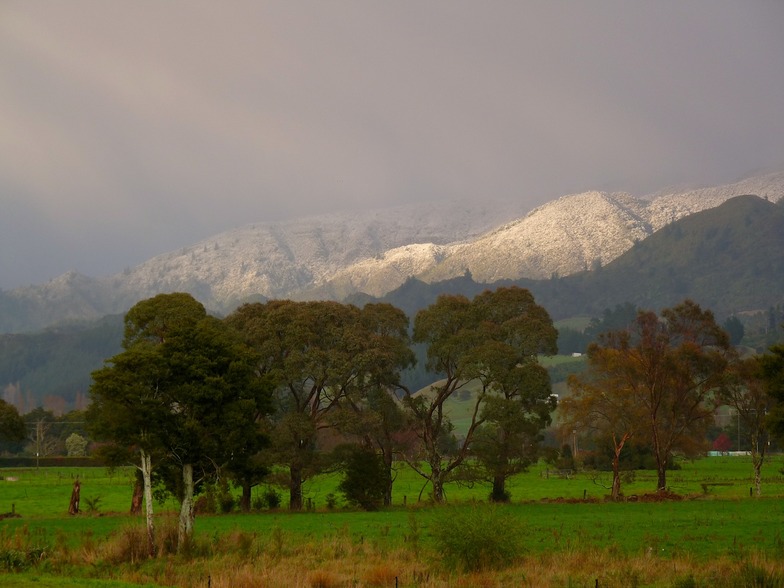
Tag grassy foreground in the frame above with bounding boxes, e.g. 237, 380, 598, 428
1, 456, 783, 587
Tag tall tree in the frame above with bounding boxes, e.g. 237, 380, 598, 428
473, 363, 555, 501
89, 293, 269, 552
155, 313, 270, 545
330, 302, 415, 506
566, 300, 732, 493
722, 355, 776, 496
405, 286, 557, 503
227, 300, 413, 510
760, 345, 784, 444
470, 287, 558, 502
561, 343, 647, 500
88, 335, 171, 556
0, 399, 26, 445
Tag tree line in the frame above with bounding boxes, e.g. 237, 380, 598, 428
84, 287, 558, 555
3, 288, 782, 558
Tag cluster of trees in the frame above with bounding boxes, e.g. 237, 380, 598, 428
556, 302, 748, 355
559, 300, 784, 500
5, 289, 779, 557
86, 287, 559, 555
0, 404, 90, 460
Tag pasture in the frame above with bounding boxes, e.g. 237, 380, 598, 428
1, 456, 783, 587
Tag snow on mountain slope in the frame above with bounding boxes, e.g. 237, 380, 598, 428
423, 191, 651, 282
110, 199, 523, 311
321, 192, 651, 295
7, 169, 784, 329
645, 171, 784, 230
319, 172, 784, 295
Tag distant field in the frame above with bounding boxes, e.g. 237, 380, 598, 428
2, 455, 782, 518
554, 316, 593, 331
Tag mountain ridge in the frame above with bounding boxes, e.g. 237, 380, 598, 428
2, 170, 783, 333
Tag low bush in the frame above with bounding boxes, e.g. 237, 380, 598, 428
430, 504, 525, 572
261, 487, 281, 510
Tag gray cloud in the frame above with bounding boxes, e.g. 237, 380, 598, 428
2, 1, 784, 289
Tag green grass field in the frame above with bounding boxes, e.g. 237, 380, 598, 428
2, 457, 783, 586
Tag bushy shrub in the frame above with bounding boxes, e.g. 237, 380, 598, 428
430, 505, 525, 572
261, 488, 281, 510
337, 447, 388, 511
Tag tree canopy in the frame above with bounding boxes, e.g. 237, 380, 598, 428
227, 300, 414, 510
88, 293, 271, 552
563, 300, 733, 494
405, 286, 557, 502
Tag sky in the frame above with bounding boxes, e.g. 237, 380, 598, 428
2, 2, 784, 290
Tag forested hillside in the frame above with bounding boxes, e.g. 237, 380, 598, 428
0, 315, 123, 413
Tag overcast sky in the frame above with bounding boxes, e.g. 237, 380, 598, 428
2, 2, 784, 290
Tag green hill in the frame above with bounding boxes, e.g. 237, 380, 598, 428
548, 195, 784, 318
0, 314, 123, 413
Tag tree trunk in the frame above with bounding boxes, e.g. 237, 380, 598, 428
753, 459, 762, 497
651, 420, 667, 492
289, 466, 303, 511
240, 482, 252, 512
656, 462, 667, 493
177, 463, 195, 553
130, 472, 143, 515
490, 475, 508, 503
68, 479, 81, 515
611, 432, 630, 502
611, 467, 621, 502
140, 450, 156, 557
430, 461, 445, 503
751, 438, 764, 497
382, 447, 393, 506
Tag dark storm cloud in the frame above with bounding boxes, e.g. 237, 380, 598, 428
1, 1, 783, 288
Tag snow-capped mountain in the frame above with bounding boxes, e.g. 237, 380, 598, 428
316, 171, 784, 296
3, 170, 783, 332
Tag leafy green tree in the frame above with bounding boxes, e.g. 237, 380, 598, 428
405, 286, 557, 503
0, 399, 26, 447
760, 345, 784, 443
223, 371, 275, 512
157, 313, 271, 544
227, 300, 413, 510
471, 285, 557, 503
88, 334, 171, 556
65, 432, 88, 456
89, 293, 269, 553
336, 445, 389, 511
472, 368, 554, 502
